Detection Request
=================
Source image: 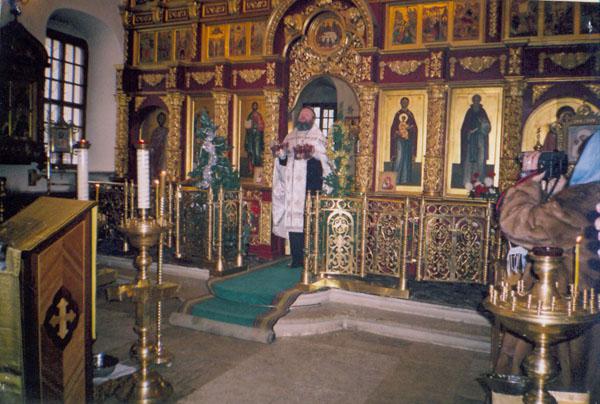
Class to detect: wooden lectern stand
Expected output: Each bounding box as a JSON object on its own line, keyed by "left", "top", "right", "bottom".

{"left": 0, "top": 197, "right": 96, "bottom": 403}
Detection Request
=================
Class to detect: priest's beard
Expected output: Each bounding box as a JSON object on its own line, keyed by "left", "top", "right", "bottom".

{"left": 295, "top": 120, "right": 312, "bottom": 131}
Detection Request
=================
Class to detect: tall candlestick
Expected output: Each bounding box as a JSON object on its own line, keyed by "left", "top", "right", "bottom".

{"left": 575, "top": 235, "right": 582, "bottom": 292}
{"left": 136, "top": 140, "right": 150, "bottom": 210}
{"left": 74, "top": 139, "right": 91, "bottom": 200}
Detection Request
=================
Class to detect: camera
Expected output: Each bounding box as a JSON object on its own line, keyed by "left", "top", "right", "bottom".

{"left": 518, "top": 151, "right": 568, "bottom": 180}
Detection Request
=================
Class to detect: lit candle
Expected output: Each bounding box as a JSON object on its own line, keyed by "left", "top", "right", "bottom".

{"left": 575, "top": 235, "right": 582, "bottom": 292}
{"left": 75, "top": 139, "right": 91, "bottom": 200}
{"left": 136, "top": 140, "right": 150, "bottom": 210}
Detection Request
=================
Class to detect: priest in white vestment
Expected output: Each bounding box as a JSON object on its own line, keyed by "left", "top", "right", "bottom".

{"left": 272, "top": 107, "right": 332, "bottom": 267}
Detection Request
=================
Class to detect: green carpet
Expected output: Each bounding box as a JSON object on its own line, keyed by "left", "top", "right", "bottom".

{"left": 180, "top": 261, "right": 303, "bottom": 337}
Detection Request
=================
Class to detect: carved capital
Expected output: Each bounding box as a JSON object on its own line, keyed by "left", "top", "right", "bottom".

{"left": 166, "top": 67, "right": 177, "bottom": 89}
{"left": 266, "top": 62, "right": 276, "bottom": 85}
{"left": 114, "top": 92, "right": 132, "bottom": 178}
{"left": 262, "top": 89, "right": 283, "bottom": 188}
{"left": 215, "top": 65, "right": 224, "bottom": 87}
{"left": 508, "top": 47, "right": 522, "bottom": 75}
{"left": 426, "top": 51, "right": 443, "bottom": 79}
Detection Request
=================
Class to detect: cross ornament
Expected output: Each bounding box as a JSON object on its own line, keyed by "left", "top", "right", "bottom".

{"left": 49, "top": 298, "right": 77, "bottom": 339}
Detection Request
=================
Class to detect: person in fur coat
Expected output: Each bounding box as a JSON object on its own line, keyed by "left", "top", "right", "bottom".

{"left": 497, "top": 130, "right": 600, "bottom": 399}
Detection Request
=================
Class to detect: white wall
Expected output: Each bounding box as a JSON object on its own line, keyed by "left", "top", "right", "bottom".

{"left": 1, "top": 0, "right": 124, "bottom": 173}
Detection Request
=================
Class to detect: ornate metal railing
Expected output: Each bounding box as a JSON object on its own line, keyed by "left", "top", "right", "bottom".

{"left": 92, "top": 180, "right": 246, "bottom": 275}
{"left": 302, "top": 193, "right": 494, "bottom": 296}
{"left": 174, "top": 185, "right": 245, "bottom": 275}
{"left": 93, "top": 178, "right": 498, "bottom": 287}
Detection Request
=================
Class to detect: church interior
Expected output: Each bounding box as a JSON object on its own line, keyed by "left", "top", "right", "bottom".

{"left": 1, "top": 0, "right": 600, "bottom": 402}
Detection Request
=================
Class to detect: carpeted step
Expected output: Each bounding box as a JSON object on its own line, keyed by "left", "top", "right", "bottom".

{"left": 210, "top": 265, "right": 302, "bottom": 306}
{"left": 190, "top": 297, "right": 272, "bottom": 327}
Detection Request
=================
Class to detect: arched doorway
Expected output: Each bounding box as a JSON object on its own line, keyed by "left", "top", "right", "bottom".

{"left": 290, "top": 75, "right": 359, "bottom": 137}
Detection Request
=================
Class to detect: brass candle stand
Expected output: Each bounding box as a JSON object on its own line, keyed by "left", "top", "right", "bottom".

{"left": 107, "top": 209, "right": 179, "bottom": 403}
{"left": 484, "top": 247, "right": 600, "bottom": 404}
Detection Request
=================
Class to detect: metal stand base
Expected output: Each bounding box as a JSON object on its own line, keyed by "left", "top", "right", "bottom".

{"left": 115, "top": 370, "right": 173, "bottom": 403}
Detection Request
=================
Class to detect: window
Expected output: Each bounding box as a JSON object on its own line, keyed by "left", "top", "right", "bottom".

{"left": 44, "top": 29, "right": 88, "bottom": 164}
{"left": 304, "top": 103, "right": 336, "bottom": 137}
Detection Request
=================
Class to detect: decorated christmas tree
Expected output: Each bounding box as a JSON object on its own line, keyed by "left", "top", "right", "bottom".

{"left": 189, "top": 110, "right": 240, "bottom": 190}
{"left": 324, "top": 118, "right": 357, "bottom": 197}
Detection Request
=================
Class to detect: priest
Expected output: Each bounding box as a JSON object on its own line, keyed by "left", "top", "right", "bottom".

{"left": 272, "top": 107, "right": 332, "bottom": 268}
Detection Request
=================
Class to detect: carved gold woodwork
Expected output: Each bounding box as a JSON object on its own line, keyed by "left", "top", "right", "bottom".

{"left": 489, "top": 0, "right": 498, "bottom": 38}
{"left": 116, "top": 65, "right": 124, "bottom": 91}
{"left": 586, "top": 84, "right": 600, "bottom": 98}
{"left": 508, "top": 47, "right": 522, "bottom": 75}
{"left": 166, "top": 67, "right": 177, "bottom": 89}
{"left": 499, "top": 54, "right": 507, "bottom": 75}
{"left": 135, "top": 96, "right": 146, "bottom": 111}
{"left": 458, "top": 56, "right": 497, "bottom": 74}
{"left": 259, "top": 201, "right": 271, "bottom": 244}
{"left": 228, "top": 0, "right": 240, "bottom": 14}
{"left": 449, "top": 57, "right": 457, "bottom": 78}
{"left": 540, "top": 52, "right": 591, "bottom": 72}
{"left": 425, "top": 51, "right": 443, "bottom": 79}
{"left": 380, "top": 59, "right": 423, "bottom": 80}
{"left": 420, "top": 200, "right": 491, "bottom": 283}
{"left": 160, "top": 92, "right": 185, "bottom": 180}
{"left": 232, "top": 70, "right": 238, "bottom": 87}
{"left": 212, "top": 91, "right": 231, "bottom": 138}
{"left": 499, "top": 78, "right": 525, "bottom": 192}
{"left": 423, "top": 83, "right": 447, "bottom": 196}
{"left": 356, "top": 85, "right": 378, "bottom": 192}
{"left": 262, "top": 89, "right": 283, "bottom": 188}
{"left": 215, "top": 65, "right": 224, "bottom": 87}
{"left": 115, "top": 92, "right": 132, "bottom": 178}
{"left": 238, "top": 69, "right": 266, "bottom": 84}
{"left": 287, "top": 37, "right": 371, "bottom": 109}
{"left": 531, "top": 84, "right": 553, "bottom": 104}
{"left": 266, "top": 62, "right": 276, "bottom": 85}
{"left": 186, "top": 71, "right": 215, "bottom": 88}
{"left": 191, "top": 26, "right": 198, "bottom": 60}
{"left": 265, "top": 0, "right": 374, "bottom": 55}
{"left": 138, "top": 73, "right": 165, "bottom": 89}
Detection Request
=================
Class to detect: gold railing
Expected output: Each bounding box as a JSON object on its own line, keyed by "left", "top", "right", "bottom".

{"left": 92, "top": 180, "right": 246, "bottom": 276}
{"left": 93, "top": 179, "right": 499, "bottom": 288}
{"left": 174, "top": 185, "right": 246, "bottom": 275}
{"left": 302, "top": 193, "right": 495, "bottom": 297}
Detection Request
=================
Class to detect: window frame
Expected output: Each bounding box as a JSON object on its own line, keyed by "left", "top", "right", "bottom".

{"left": 44, "top": 29, "right": 88, "bottom": 164}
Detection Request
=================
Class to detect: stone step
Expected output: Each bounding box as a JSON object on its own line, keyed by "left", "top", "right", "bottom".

{"left": 275, "top": 289, "right": 491, "bottom": 353}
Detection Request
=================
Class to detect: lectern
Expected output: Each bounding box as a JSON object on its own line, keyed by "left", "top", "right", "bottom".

{"left": 0, "top": 197, "right": 96, "bottom": 403}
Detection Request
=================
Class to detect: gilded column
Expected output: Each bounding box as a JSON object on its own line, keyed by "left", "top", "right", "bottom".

{"left": 423, "top": 82, "right": 448, "bottom": 196}
{"left": 114, "top": 91, "right": 131, "bottom": 178}
{"left": 356, "top": 84, "right": 378, "bottom": 193}
{"left": 212, "top": 91, "right": 231, "bottom": 138}
{"left": 262, "top": 89, "right": 283, "bottom": 188}
{"left": 160, "top": 92, "right": 185, "bottom": 180}
{"left": 499, "top": 77, "right": 525, "bottom": 192}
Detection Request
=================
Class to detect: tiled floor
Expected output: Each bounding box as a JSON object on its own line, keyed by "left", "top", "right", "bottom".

{"left": 94, "top": 276, "right": 490, "bottom": 403}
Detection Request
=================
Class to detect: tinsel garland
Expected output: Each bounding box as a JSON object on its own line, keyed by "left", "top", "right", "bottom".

{"left": 188, "top": 111, "right": 240, "bottom": 190}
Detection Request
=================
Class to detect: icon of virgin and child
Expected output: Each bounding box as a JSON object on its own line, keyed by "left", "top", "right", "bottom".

{"left": 389, "top": 97, "right": 420, "bottom": 185}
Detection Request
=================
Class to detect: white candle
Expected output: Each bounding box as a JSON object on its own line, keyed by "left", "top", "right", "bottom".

{"left": 136, "top": 141, "right": 150, "bottom": 210}
{"left": 75, "top": 139, "right": 90, "bottom": 200}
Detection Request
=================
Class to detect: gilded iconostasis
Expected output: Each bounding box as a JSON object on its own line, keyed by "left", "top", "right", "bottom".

{"left": 117, "top": 0, "right": 600, "bottom": 199}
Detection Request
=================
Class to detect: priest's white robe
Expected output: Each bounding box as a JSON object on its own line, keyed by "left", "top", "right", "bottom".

{"left": 272, "top": 126, "right": 332, "bottom": 239}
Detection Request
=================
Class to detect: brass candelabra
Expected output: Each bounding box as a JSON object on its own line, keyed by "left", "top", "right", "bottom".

{"left": 107, "top": 141, "right": 178, "bottom": 402}
{"left": 484, "top": 247, "right": 600, "bottom": 404}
